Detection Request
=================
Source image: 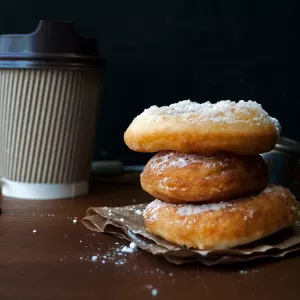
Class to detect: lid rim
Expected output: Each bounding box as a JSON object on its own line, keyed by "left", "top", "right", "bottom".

{"left": 0, "top": 53, "right": 103, "bottom": 59}
{"left": 0, "top": 59, "right": 106, "bottom": 70}
{"left": 0, "top": 20, "right": 102, "bottom": 64}
{"left": 0, "top": 54, "right": 106, "bottom": 65}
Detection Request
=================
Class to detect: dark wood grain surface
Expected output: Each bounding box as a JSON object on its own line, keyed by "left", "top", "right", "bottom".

{"left": 0, "top": 174, "right": 299, "bottom": 300}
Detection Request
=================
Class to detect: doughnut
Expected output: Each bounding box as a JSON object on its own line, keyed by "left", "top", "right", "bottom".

{"left": 143, "top": 185, "right": 298, "bottom": 250}
{"left": 141, "top": 151, "right": 268, "bottom": 203}
{"left": 124, "top": 100, "right": 281, "bottom": 155}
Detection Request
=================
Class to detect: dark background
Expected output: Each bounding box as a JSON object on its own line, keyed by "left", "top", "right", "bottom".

{"left": 0, "top": 0, "right": 299, "bottom": 165}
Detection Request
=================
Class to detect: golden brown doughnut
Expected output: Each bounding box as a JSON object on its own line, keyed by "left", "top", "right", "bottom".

{"left": 124, "top": 100, "right": 280, "bottom": 155}
{"left": 143, "top": 185, "right": 299, "bottom": 250}
{"left": 141, "top": 151, "right": 268, "bottom": 203}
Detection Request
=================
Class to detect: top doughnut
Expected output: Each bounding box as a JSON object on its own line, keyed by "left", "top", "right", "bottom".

{"left": 124, "top": 100, "right": 281, "bottom": 155}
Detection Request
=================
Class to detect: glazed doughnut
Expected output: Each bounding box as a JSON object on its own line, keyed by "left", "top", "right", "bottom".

{"left": 141, "top": 151, "right": 268, "bottom": 203}
{"left": 143, "top": 185, "right": 298, "bottom": 250}
{"left": 124, "top": 100, "right": 281, "bottom": 155}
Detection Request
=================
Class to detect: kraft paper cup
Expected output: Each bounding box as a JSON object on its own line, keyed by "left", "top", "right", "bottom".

{"left": 0, "top": 20, "right": 105, "bottom": 200}
{"left": 0, "top": 68, "right": 102, "bottom": 199}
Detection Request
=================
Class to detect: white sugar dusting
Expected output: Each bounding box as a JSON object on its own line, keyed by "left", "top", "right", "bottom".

{"left": 177, "top": 201, "right": 233, "bottom": 216}
{"left": 148, "top": 151, "right": 224, "bottom": 174}
{"left": 145, "top": 285, "right": 159, "bottom": 297}
{"left": 248, "top": 209, "right": 254, "bottom": 218}
{"left": 244, "top": 209, "right": 255, "bottom": 221}
{"left": 78, "top": 241, "right": 138, "bottom": 266}
{"left": 121, "top": 246, "right": 134, "bottom": 253}
{"left": 145, "top": 185, "right": 294, "bottom": 222}
{"left": 129, "top": 242, "right": 137, "bottom": 250}
{"left": 136, "top": 99, "right": 280, "bottom": 134}
{"left": 264, "top": 185, "right": 278, "bottom": 193}
{"left": 144, "top": 200, "right": 163, "bottom": 222}
{"left": 145, "top": 199, "right": 233, "bottom": 218}
{"left": 263, "top": 184, "right": 290, "bottom": 195}
{"left": 91, "top": 255, "right": 98, "bottom": 261}
{"left": 158, "top": 177, "right": 178, "bottom": 191}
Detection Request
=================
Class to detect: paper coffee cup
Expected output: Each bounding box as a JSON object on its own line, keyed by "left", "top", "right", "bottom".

{"left": 0, "top": 21, "right": 105, "bottom": 199}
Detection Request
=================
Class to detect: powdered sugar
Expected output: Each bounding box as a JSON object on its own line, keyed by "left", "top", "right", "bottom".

{"left": 157, "top": 178, "right": 186, "bottom": 191}
{"left": 129, "top": 242, "right": 137, "bottom": 250}
{"left": 136, "top": 99, "right": 280, "bottom": 134}
{"left": 263, "top": 184, "right": 291, "bottom": 196}
{"left": 121, "top": 246, "right": 134, "bottom": 253}
{"left": 78, "top": 241, "right": 138, "bottom": 266}
{"left": 248, "top": 209, "right": 254, "bottom": 218}
{"left": 149, "top": 152, "right": 197, "bottom": 174}
{"left": 177, "top": 202, "right": 233, "bottom": 216}
{"left": 144, "top": 185, "right": 295, "bottom": 219}
{"left": 244, "top": 209, "right": 255, "bottom": 221}
{"left": 148, "top": 151, "right": 223, "bottom": 174}
{"left": 263, "top": 185, "right": 279, "bottom": 193}
{"left": 143, "top": 200, "right": 163, "bottom": 222}
{"left": 144, "top": 199, "right": 233, "bottom": 218}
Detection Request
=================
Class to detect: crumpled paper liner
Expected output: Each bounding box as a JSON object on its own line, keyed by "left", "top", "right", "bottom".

{"left": 82, "top": 203, "right": 300, "bottom": 265}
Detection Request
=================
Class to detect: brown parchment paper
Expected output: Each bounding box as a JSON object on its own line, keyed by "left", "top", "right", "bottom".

{"left": 82, "top": 203, "right": 300, "bottom": 265}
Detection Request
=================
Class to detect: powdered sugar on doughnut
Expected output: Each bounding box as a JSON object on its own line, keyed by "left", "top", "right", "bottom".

{"left": 263, "top": 185, "right": 297, "bottom": 204}
{"left": 137, "top": 100, "right": 281, "bottom": 135}
{"left": 177, "top": 202, "right": 233, "bottom": 216}
{"left": 263, "top": 184, "right": 290, "bottom": 195}
{"left": 144, "top": 199, "right": 233, "bottom": 219}
{"left": 148, "top": 151, "right": 222, "bottom": 175}
{"left": 143, "top": 200, "right": 163, "bottom": 222}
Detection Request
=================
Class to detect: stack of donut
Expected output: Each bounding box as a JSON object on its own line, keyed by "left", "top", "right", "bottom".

{"left": 124, "top": 100, "right": 299, "bottom": 250}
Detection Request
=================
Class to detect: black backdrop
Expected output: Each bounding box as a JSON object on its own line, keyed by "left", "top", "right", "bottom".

{"left": 0, "top": 0, "right": 299, "bottom": 165}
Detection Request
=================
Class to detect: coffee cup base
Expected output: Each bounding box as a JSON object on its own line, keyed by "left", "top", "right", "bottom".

{"left": 1, "top": 179, "right": 89, "bottom": 200}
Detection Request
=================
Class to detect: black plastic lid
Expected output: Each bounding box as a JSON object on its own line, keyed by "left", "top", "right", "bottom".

{"left": 0, "top": 20, "right": 105, "bottom": 69}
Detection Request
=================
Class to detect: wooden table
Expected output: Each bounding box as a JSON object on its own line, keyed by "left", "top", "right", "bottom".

{"left": 0, "top": 174, "right": 299, "bottom": 300}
